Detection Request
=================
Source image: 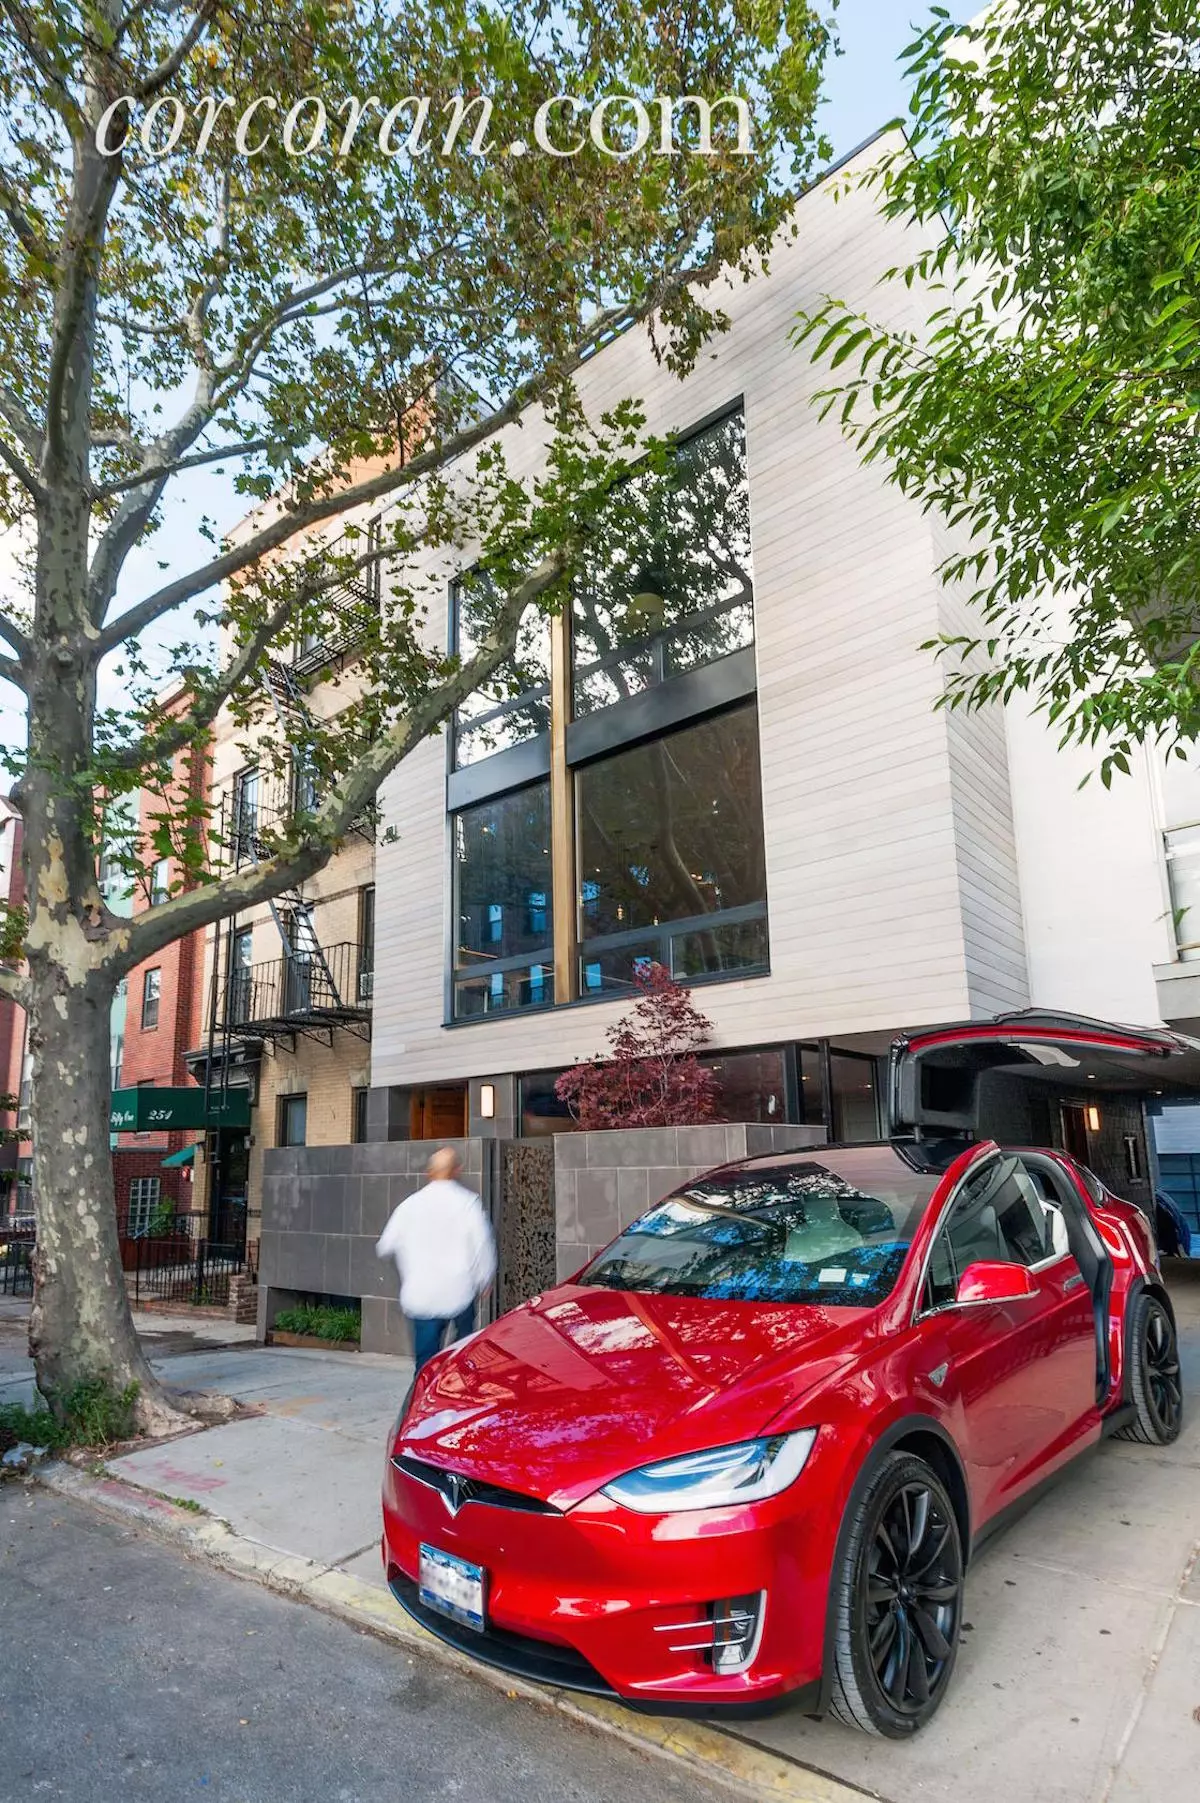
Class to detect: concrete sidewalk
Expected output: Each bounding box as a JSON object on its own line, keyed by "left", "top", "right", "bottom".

{"left": 19, "top": 1267, "right": 1200, "bottom": 1803}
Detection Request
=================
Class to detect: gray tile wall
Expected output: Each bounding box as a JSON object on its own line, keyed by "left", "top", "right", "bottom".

{"left": 552, "top": 1123, "right": 827, "bottom": 1283}
{"left": 260, "top": 1123, "right": 830, "bottom": 1352}
{"left": 258, "top": 1137, "right": 486, "bottom": 1355}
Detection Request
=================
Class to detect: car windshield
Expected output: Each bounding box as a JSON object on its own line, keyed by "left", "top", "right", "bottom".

{"left": 577, "top": 1159, "right": 938, "bottom": 1306}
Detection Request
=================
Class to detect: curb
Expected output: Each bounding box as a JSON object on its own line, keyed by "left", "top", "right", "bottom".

{"left": 34, "top": 1461, "right": 878, "bottom": 1803}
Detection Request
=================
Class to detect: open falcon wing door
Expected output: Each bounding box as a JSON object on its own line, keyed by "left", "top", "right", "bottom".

{"left": 887, "top": 1010, "right": 1200, "bottom": 1173}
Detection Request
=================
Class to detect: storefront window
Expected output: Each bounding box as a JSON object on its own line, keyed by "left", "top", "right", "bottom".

{"left": 703, "top": 1048, "right": 786, "bottom": 1123}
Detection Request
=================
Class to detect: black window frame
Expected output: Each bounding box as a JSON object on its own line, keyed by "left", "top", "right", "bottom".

{"left": 351, "top": 1086, "right": 369, "bottom": 1144}
{"left": 277, "top": 1092, "right": 308, "bottom": 1149}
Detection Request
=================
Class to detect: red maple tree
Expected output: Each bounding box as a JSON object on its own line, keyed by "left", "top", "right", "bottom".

{"left": 556, "top": 962, "right": 720, "bottom": 1129}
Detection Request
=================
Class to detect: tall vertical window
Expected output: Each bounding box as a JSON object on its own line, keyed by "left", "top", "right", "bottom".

{"left": 284, "top": 906, "right": 316, "bottom": 1014}
{"left": 141, "top": 968, "right": 161, "bottom": 1030}
{"left": 453, "top": 783, "right": 553, "bottom": 1017}
{"left": 451, "top": 569, "right": 551, "bottom": 769}
{"left": 352, "top": 1086, "right": 370, "bottom": 1143}
{"left": 576, "top": 704, "right": 767, "bottom": 997}
{"left": 358, "top": 885, "right": 375, "bottom": 1002}
{"left": 229, "top": 927, "right": 254, "bottom": 1024}
{"left": 572, "top": 408, "right": 754, "bottom": 718}
{"left": 292, "top": 751, "right": 318, "bottom": 816}
{"left": 150, "top": 857, "right": 171, "bottom": 905}
{"left": 232, "top": 767, "right": 260, "bottom": 864}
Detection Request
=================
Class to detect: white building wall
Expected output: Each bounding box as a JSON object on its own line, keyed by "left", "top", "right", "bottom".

{"left": 371, "top": 138, "right": 1029, "bottom": 1090}
{"left": 1004, "top": 704, "right": 1175, "bottom": 1025}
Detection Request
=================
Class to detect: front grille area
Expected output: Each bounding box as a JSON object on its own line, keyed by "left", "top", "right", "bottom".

{"left": 388, "top": 1571, "right": 615, "bottom": 1695}
{"left": 392, "top": 1452, "right": 560, "bottom": 1516}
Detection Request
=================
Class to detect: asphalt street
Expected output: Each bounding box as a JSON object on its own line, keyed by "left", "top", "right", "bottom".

{"left": 0, "top": 1490, "right": 715, "bottom": 1803}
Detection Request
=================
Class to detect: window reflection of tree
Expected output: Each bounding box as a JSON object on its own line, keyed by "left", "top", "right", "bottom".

{"left": 576, "top": 705, "right": 766, "bottom": 971}
{"left": 454, "top": 568, "right": 552, "bottom": 765}
{"left": 572, "top": 410, "right": 755, "bottom": 716}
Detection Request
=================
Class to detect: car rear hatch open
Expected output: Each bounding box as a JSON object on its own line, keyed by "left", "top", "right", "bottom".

{"left": 888, "top": 1010, "right": 1200, "bottom": 1172}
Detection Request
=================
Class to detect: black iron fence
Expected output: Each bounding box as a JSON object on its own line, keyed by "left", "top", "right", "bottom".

{"left": 120, "top": 1210, "right": 246, "bottom": 1308}
{"left": 0, "top": 1224, "right": 34, "bottom": 1297}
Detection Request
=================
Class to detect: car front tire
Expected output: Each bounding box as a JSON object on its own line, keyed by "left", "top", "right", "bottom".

{"left": 1117, "top": 1291, "right": 1183, "bottom": 1445}
{"left": 829, "top": 1451, "right": 965, "bottom": 1738}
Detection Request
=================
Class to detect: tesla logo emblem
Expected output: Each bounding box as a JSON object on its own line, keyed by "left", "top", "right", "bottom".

{"left": 441, "top": 1473, "right": 468, "bottom": 1515}
{"left": 927, "top": 1362, "right": 949, "bottom": 1388}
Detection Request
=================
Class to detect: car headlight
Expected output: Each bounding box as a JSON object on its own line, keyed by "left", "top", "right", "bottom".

{"left": 600, "top": 1430, "right": 817, "bottom": 1514}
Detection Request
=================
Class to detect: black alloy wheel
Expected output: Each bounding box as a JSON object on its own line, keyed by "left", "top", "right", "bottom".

{"left": 1119, "top": 1292, "right": 1183, "bottom": 1445}
{"left": 830, "top": 1452, "right": 965, "bottom": 1737}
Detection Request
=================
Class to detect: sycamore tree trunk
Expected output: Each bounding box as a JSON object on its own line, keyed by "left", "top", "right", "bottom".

{"left": 24, "top": 961, "right": 172, "bottom": 1423}
{"left": 22, "top": 480, "right": 186, "bottom": 1434}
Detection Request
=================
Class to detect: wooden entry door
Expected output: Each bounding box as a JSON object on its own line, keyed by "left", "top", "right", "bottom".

{"left": 410, "top": 1086, "right": 467, "bottom": 1140}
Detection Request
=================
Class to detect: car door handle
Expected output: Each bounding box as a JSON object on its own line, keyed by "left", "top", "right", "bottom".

{"left": 1063, "top": 1273, "right": 1086, "bottom": 1294}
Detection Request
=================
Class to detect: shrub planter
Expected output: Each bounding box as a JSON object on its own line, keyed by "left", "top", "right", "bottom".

{"left": 267, "top": 1329, "right": 360, "bottom": 1352}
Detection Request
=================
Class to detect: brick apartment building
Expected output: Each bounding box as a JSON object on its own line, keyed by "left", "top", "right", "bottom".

{"left": 109, "top": 699, "right": 212, "bottom": 1238}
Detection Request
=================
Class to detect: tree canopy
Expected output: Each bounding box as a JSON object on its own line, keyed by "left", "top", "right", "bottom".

{"left": 795, "top": 0, "right": 1200, "bottom": 784}
{"left": 0, "top": 0, "right": 834, "bottom": 1423}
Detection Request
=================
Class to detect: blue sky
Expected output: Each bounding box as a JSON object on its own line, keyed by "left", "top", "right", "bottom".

{"left": 0, "top": 0, "right": 922, "bottom": 758}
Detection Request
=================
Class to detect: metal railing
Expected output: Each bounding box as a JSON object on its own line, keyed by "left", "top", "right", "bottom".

{"left": 120, "top": 1209, "right": 246, "bottom": 1308}
{"left": 223, "top": 940, "right": 372, "bottom": 1030}
{"left": 225, "top": 772, "right": 377, "bottom": 868}
{"left": 0, "top": 1224, "right": 34, "bottom": 1297}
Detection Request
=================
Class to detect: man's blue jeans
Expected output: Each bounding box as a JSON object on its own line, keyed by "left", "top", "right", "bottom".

{"left": 409, "top": 1303, "right": 476, "bottom": 1374}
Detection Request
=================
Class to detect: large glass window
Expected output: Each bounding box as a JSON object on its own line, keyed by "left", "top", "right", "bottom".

{"left": 453, "top": 782, "right": 554, "bottom": 1018}
{"left": 572, "top": 409, "right": 754, "bottom": 719}
{"left": 451, "top": 568, "right": 551, "bottom": 769}
{"left": 576, "top": 704, "right": 767, "bottom": 997}
{"left": 700, "top": 1049, "right": 787, "bottom": 1123}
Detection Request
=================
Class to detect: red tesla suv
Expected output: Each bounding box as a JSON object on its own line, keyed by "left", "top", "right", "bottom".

{"left": 381, "top": 1015, "right": 1187, "bottom": 1736}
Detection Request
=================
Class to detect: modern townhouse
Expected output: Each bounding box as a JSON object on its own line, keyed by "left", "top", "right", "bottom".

{"left": 245, "top": 134, "right": 1200, "bottom": 1349}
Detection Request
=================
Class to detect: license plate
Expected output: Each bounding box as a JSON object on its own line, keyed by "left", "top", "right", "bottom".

{"left": 419, "top": 1543, "right": 486, "bottom": 1633}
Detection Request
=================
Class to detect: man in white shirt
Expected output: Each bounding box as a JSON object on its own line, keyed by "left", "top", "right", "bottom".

{"left": 375, "top": 1146, "right": 497, "bottom": 1373}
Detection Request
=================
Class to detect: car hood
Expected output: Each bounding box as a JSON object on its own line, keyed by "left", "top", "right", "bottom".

{"left": 397, "top": 1284, "right": 872, "bottom": 1509}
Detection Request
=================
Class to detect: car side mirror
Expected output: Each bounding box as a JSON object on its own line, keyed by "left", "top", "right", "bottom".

{"left": 954, "top": 1260, "right": 1037, "bottom": 1307}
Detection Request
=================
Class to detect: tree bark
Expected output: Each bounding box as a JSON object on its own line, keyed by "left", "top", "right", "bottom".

{"left": 22, "top": 493, "right": 187, "bottom": 1434}
{"left": 24, "top": 961, "right": 179, "bottom": 1427}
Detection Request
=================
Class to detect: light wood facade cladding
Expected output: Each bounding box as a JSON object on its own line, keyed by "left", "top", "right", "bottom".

{"left": 369, "top": 135, "right": 1035, "bottom": 1092}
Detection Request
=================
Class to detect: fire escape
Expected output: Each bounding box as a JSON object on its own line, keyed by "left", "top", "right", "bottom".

{"left": 202, "top": 536, "right": 380, "bottom": 1114}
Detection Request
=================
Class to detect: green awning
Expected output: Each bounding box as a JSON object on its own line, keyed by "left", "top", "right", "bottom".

{"left": 109, "top": 1086, "right": 251, "bottom": 1133}
{"left": 160, "top": 1143, "right": 198, "bottom": 1169}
